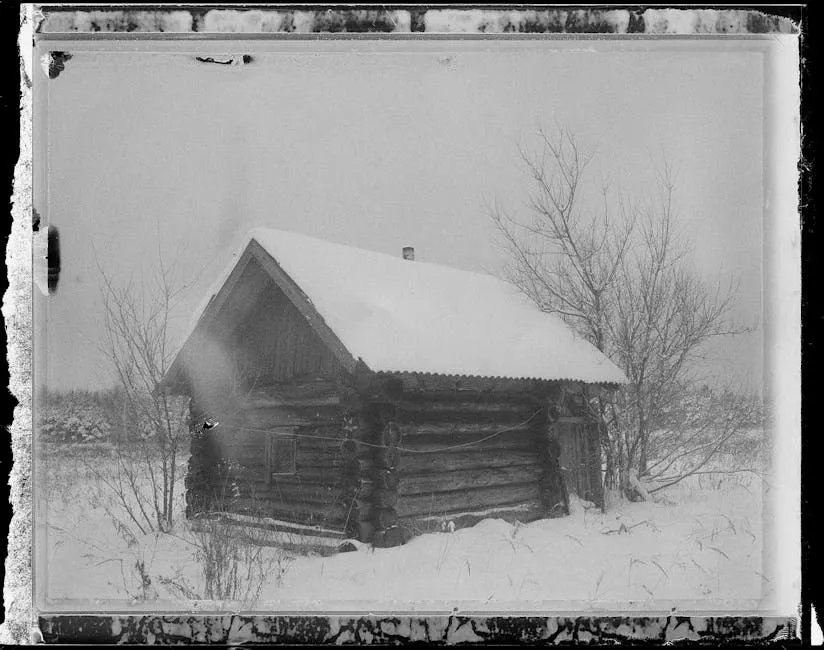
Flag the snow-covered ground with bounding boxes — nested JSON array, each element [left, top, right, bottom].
[[37, 441, 767, 614]]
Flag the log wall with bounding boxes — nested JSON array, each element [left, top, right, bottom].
[[389, 391, 553, 537], [185, 380, 356, 539], [185, 377, 605, 548]]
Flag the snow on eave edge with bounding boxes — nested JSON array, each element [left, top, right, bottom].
[[373, 370, 626, 387]]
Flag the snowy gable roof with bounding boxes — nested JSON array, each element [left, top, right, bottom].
[[171, 227, 627, 386]]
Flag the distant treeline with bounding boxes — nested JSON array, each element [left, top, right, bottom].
[[658, 385, 770, 431], [37, 384, 767, 446], [38, 387, 187, 444]]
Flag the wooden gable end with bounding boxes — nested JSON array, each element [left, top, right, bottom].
[[226, 274, 348, 385], [165, 241, 358, 401]]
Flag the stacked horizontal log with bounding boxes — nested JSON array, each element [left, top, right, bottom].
[[394, 391, 550, 535], [184, 378, 593, 548]]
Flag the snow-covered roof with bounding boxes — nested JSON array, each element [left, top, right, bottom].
[[170, 228, 627, 386]]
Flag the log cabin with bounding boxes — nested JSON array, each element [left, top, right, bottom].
[[159, 228, 626, 549]]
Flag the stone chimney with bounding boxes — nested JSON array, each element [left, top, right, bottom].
[[402, 246, 415, 261]]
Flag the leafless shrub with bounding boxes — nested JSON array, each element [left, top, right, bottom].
[[160, 469, 293, 604], [80, 445, 188, 540], [94, 245, 193, 532], [103, 534, 161, 604], [160, 518, 292, 603]]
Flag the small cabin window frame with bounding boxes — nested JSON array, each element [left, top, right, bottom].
[[264, 428, 297, 482]]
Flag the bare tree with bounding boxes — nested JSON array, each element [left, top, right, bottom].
[[490, 126, 748, 500], [95, 251, 190, 533]]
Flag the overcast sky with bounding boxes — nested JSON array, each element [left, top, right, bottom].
[[39, 40, 765, 394]]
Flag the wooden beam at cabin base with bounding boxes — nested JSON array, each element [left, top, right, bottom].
[[403, 502, 546, 536], [200, 513, 347, 540]]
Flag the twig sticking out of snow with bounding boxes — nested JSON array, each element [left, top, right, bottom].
[[589, 570, 607, 601], [565, 534, 584, 547], [600, 519, 651, 535]]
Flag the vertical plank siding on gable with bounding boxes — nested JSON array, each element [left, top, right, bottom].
[[246, 241, 358, 375], [228, 280, 346, 385]]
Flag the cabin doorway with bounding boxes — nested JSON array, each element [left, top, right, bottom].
[[555, 417, 604, 508]]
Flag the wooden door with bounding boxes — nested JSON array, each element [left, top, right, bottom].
[[556, 418, 603, 507]]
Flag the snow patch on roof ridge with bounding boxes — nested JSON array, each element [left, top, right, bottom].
[[248, 226, 510, 282]]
